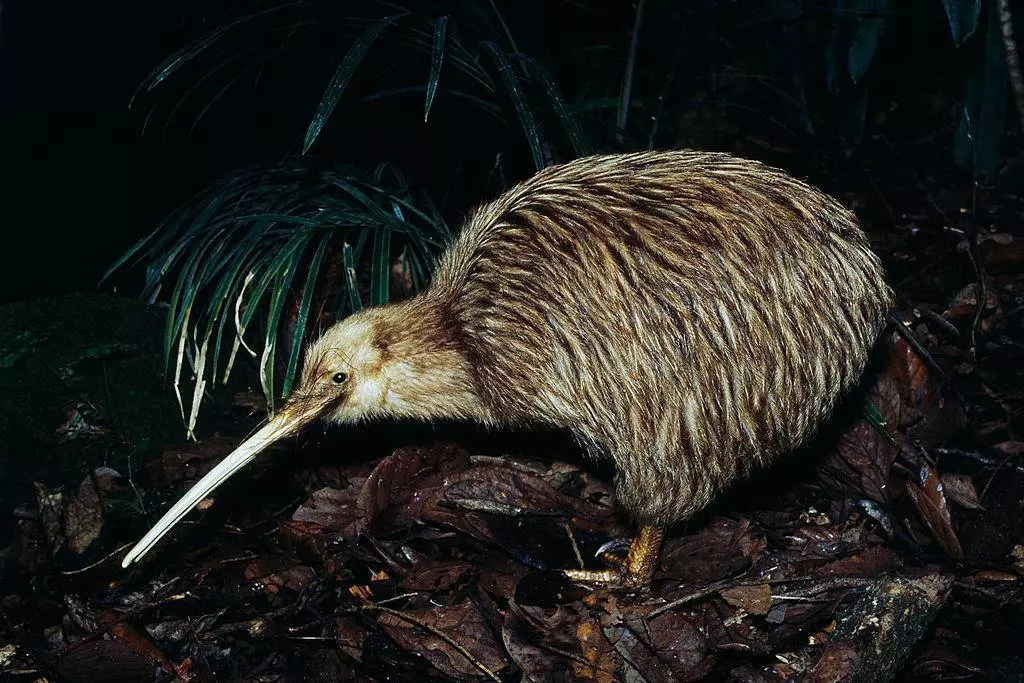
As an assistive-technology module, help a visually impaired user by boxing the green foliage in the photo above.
[134,1,592,164]
[303,13,410,154]
[104,160,450,435]
[941,0,983,45]
[822,0,999,163]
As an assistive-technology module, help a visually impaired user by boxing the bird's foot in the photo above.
[562,524,664,591]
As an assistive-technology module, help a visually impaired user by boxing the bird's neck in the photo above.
[371,296,494,424]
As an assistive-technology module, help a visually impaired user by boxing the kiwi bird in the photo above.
[122,150,893,588]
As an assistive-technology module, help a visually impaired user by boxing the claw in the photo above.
[563,525,664,590]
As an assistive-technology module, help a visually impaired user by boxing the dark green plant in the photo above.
[104,160,451,436]
[818,0,1010,174]
[135,0,591,167]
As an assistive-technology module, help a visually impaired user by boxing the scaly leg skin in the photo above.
[563,525,665,590]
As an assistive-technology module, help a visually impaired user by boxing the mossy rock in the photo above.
[0,293,187,514]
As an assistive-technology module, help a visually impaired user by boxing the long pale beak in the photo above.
[121,396,330,568]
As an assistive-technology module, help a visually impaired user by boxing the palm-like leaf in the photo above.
[134,0,591,164]
[105,158,450,436]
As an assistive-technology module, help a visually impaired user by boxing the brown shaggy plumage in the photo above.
[316,150,893,526]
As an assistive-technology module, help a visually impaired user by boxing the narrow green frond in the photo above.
[425,15,450,122]
[303,12,409,154]
[260,232,312,411]
[370,227,391,306]
[133,2,303,101]
[515,53,590,157]
[283,231,332,396]
[863,401,898,447]
[343,242,364,314]
[99,225,162,285]
[480,40,545,170]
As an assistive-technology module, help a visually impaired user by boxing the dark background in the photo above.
[0,1,301,304]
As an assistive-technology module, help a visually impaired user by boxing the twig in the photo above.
[980,451,1019,503]
[649,575,874,618]
[563,522,586,569]
[961,109,987,360]
[646,55,680,149]
[125,448,148,517]
[648,578,733,617]
[617,0,647,142]
[60,542,135,575]
[934,447,1024,475]
[30,351,101,417]
[360,604,502,681]
[918,308,962,343]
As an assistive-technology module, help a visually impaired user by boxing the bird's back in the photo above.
[428,150,892,524]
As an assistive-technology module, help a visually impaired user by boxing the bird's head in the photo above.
[122,300,488,568]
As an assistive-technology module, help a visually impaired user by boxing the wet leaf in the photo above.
[148,436,238,488]
[611,611,714,681]
[32,482,65,556]
[991,441,1024,457]
[54,403,108,443]
[905,461,965,560]
[502,598,592,679]
[428,464,616,533]
[818,373,901,503]
[397,560,475,594]
[65,473,106,554]
[720,584,772,616]
[885,337,965,446]
[574,619,618,681]
[247,564,315,594]
[815,547,895,578]
[942,282,1002,330]
[376,600,508,680]
[335,617,367,663]
[290,481,365,543]
[357,443,470,535]
[54,639,157,682]
[660,517,765,583]
[108,620,175,672]
[940,473,983,510]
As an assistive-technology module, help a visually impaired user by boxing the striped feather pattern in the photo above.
[317,150,893,527]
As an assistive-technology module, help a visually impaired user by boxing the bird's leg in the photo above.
[563,524,664,589]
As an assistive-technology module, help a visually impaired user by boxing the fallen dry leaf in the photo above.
[290,480,365,543]
[990,441,1024,457]
[942,282,1002,326]
[574,619,617,682]
[356,443,470,536]
[612,610,713,682]
[720,584,772,615]
[54,402,108,443]
[906,461,965,561]
[65,468,121,554]
[376,600,508,680]
[660,517,764,583]
[818,373,901,503]
[940,473,983,510]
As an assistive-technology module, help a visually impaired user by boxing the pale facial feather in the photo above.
[297,308,491,425]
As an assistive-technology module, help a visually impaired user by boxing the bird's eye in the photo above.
[332,372,348,384]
